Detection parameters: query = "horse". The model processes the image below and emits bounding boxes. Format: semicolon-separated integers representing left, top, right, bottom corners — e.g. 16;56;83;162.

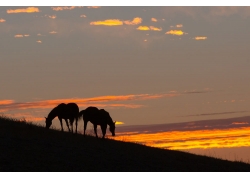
78;106;116;139
45;103;79;133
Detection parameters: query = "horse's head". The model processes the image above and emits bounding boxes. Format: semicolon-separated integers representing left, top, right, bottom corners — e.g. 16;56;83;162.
109;121;116;136
45;117;52;128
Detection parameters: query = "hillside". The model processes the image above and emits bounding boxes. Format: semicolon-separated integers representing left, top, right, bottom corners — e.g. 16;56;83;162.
0;115;250;172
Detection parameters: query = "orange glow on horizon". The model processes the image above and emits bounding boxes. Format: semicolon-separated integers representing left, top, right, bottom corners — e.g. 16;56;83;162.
113;127;250;150
7;7;40;14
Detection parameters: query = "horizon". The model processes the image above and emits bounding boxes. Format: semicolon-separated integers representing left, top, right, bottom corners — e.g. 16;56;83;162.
1;4;250;164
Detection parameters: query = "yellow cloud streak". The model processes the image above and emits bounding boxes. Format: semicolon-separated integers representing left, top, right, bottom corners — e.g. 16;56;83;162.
90;19;123;26
90;17;142;26
165;30;186;36
113;127;250;150
51;6;82;11
0;18;6;22
137;26;162;31
7;7;40;14
194;36;207;40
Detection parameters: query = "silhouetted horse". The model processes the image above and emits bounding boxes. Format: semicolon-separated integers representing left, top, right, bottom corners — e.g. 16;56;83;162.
45;103;79;133
78;106;116;139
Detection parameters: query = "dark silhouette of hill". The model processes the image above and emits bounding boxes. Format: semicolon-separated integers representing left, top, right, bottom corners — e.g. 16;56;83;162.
1;115;250;172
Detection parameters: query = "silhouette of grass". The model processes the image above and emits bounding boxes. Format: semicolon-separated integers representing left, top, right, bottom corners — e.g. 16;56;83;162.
1;115;250;172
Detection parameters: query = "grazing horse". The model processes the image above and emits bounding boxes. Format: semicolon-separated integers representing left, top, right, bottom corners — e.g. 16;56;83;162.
45;103;79;133
78;106;116;139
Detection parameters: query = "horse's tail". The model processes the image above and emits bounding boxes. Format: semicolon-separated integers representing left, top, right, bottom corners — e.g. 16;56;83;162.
78;110;85;119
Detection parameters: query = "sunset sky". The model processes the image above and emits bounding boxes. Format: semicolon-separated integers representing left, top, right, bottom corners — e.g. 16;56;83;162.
1;2;250;162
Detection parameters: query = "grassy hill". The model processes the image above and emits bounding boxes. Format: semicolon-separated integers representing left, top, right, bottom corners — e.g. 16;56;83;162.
1;115;250;172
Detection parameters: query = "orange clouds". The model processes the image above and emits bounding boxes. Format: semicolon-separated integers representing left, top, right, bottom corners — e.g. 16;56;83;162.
0;100;14;105
194;36;207;40
90;17;142;26
137;26;162;31
7;7;40;14
165;30;187;36
36;40;42;43
51;6;82;11
0;18;6;22
0;93;178;112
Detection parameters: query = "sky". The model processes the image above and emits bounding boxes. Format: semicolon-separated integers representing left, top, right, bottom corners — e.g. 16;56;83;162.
1;2;250;162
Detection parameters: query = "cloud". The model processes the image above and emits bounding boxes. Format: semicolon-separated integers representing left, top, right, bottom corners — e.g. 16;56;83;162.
113;116;250;150
80;14;87;18
136;26;162;31
49;31;57;34
176;24;183;28
51;6;83;11
182;111;248;117
151;18;157;22
165;30;187;36
194;36;207;40
0;18;6;23
36;40;42;43
0;100;14;105
87;6;101;9
90;19;123;26
123;17;142;25
48;15;56;19
14;34;30;38
7;7;40;14
14;34;24;38
0;93;178;112
90;17;142;26
136;26;150;31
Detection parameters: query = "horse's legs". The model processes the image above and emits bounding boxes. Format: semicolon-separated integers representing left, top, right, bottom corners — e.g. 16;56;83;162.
101;124;107;139
59;118;64;131
75;118;78;134
65;119;71;132
94;124;98;138
83;120;88;136
69;119;74;133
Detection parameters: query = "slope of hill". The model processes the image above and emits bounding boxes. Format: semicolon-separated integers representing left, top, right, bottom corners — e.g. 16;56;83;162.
0;115;250;172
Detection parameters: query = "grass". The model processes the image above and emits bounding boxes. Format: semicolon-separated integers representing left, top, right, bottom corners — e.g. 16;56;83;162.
1;115;250;172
